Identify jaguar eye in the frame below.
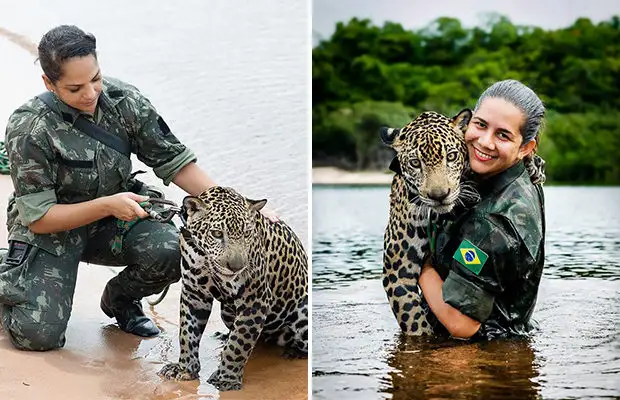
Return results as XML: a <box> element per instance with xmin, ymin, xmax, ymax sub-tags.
<box><xmin>211</xmin><ymin>229</ymin><xmax>224</xmax><ymax>239</ymax></box>
<box><xmin>244</xmin><ymin>225</ymin><xmax>253</xmax><ymax>236</ymax></box>
<box><xmin>411</xmin><ymin>159</ymin><xmax>421</xmax><ymax>168</ymax></box>
<box><xmin>446</xmin><ymin>151</ymin><xmax>458</xmax><ymax>162</ymax></box>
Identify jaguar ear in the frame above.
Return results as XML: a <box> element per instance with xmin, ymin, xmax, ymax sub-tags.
<box><xmin>247</xmin><ymin>198</ymin><xmax>267</xmax><ymax>212</ymax></box>
<box><xmin>388</xmin><ymin>157</ymin><xmax>402</xmax><ymax>175</ymax></box>
<box><xmin>380</xmin><ymin>126</ymin><xmax>400</xmax><ymax>146</ymax></box>
<box><xmin>450</xmin><ymin>108</ymin><xmax>472</xmax><ymax>134</ymax></box>
<box><xmin>183</xmin><ymin>196</ymin><xmax>206</xmax><ymax>216</ymax></box>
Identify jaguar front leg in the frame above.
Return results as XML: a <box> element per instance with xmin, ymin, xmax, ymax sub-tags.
<box><xmin>159</xmin><ymin>285</ymin><xmax>213</xmax><ymax>380</ymax></box>
<box><xmin>207</xmin><ymin>295</ymin><xmax>271</xmax><ymax>391</ymax></box>
<box><xmin>383</xmin><ymin>229</ymin><xmax>433</xmax><ymax>336</ymax></box>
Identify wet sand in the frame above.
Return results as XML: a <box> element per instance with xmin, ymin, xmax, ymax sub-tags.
<box><xmin>0</xmin><ymin>175</ymin><xmax>308</xmax><ymax>399</ymax></box>
<box><xmin>312</xmin><ymin>167</ymin><xmax>391</xmax><ymax>186</ymax></box>
<box><xmin>0</xmin><ymin>27</ymin><xmax>38</xmax><ymax>55</ymax></box>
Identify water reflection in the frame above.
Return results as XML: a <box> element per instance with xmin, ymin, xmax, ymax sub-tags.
<box><xmin>384</xmin><ymin>335</ymin><xmax>540</xmax><ymax>400</ymax></box>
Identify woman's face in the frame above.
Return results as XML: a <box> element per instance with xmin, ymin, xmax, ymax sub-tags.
<box><xmin>464</xmin><ymin>97</ymin><xmax>535</xmax><ymax>179</ymax></box>
<box><xmin>42</xmin><ymin>54</ymin><xmax>102</xmax><ymax>115</ymax></box>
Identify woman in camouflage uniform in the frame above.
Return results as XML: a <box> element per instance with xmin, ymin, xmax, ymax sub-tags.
<box><xmin>0</xmin><ymin>25</ymin><xmax>276</xmax><ymax>350</ymax></box>
<box><xmin>419</xmin><ymin>80</ymin><xmax>546</xmax><ymax>340</ymax></box>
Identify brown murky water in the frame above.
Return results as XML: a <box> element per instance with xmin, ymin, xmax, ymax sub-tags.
<box><xmin>312</xmin><ymin>186</ymin><xmax>620</xmax><ymax>399</ymax></box>
<box><xmin>0</xmin><ymin>1</ymin><xmax>308</xmax><ymax>398</ymax></box>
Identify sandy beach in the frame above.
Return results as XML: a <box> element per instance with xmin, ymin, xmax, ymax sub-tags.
<box><xmin>312</xmin><ymin>167</ymin><xmax>392</xmax><ymax>186</ymax></box>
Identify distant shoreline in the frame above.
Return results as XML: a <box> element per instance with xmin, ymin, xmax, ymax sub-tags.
<box><xmin>312</xmin><ymin>167</ymin><xmax>392</xmax><ymax>186</ymax></box>
<box><xmin>311</xmin><ymin>167</ymin><xmax>620</xmax><ymax>187</ymax></box>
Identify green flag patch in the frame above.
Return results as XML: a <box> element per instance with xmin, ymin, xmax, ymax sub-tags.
<box><xmin>453</xmin><ymin>239</ymin><xmax>488</xmax><ymax>275</ymax></box>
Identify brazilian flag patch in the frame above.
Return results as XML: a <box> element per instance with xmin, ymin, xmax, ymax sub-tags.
<box><xmin>453</xmin><ymin>239</ymin><xmax>488</xmax><ymax>275</ymax></box>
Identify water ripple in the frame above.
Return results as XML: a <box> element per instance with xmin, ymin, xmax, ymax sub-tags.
<box><xmin>313</xmin><ymin>187</ymin><xmax>620</xmax><ymax>288</ymax></box>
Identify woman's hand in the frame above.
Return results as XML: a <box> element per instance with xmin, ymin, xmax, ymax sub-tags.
<box><xmin>260</xmin><ymin>206</ymin><xmax>280</xmax><ymax>223</ymax></box>
<box><xmin>27</xmin><ymin>193</ymin><xmax>150</xmax><ymax>234</ymax></box>
<box><xmin>105</xmin><ymin>192</ymin><xmax>150</xmax><ymax>221</ymax></box>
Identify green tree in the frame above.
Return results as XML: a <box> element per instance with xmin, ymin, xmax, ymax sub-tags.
<box><xmin>312</xmin><ymin>15</ymin><xmax>620</xmax><ymax>184</ymax></box>
<box><xmin>316</xmin><ymin>101</ymin><xmax>414</xmax><ymax>169</ymax></box>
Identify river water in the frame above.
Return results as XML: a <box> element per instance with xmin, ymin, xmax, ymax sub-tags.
<box><xmin>312</xmin><ymin>185</ymin><xmax>620</xmax><ymax>399</ymax></box>
<box><xmin>0</xmin><ymin>0</ymin><xmax>308</xmax><ymax>242</ymax></box>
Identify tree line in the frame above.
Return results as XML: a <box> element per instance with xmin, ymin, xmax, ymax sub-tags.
<box><xmin>313</xmin><ymin>15</ymin><xmax>620</xmax><ymax>184</ymax></box>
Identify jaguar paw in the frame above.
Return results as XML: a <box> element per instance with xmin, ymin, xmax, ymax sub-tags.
<box><xmin>207</xmin><ymin>369</ymin><xmax>242</xmax><ymax>391</ymax></box>
<box><xmin>158</xmin><ymin>363</ymin><xmax>199</xmax><ymax>381</ymax></box>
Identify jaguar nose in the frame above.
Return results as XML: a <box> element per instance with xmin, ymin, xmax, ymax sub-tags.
<box><xmin>428</xmin><ymin>188</ymin><xmax>450</xmax><ymax>203</ymax></box>
<box><xmin>226</xmin><ymin>253</ymin><xmax>246</xmax><ymax>272</ymax></box>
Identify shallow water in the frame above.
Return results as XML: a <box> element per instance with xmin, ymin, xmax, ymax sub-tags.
<box><xmin>312</xmin><ymin>186</ymin><xmax>620</xmax><ymax>399</ymax></box>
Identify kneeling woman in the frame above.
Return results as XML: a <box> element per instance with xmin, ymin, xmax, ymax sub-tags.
<box><xmin>0</xmin><ymin>25</ymin><xmax>277</xmax><ymax>350</ymax></box>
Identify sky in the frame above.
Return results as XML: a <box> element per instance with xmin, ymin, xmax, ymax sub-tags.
<box><xmin>313</xmin><ymin>0</ymin><xmax>620</xmax><ymax>42</ymax></box>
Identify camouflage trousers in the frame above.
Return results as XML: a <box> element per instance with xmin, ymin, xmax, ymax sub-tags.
<box><xmin>0</xmin><ymin>216</ymin><xmax>180</xmax><ymax>351</ymax></box>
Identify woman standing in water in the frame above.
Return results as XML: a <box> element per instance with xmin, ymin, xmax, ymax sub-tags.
<box><xmin>419</xmin><ymin>79</ymin><xmax>546</xmax><ymax>340</ymax></box>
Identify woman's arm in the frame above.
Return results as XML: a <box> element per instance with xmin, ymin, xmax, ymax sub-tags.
<box><xmin>171</xmin><ymin>162</ymin><xmax>280</xmax><ymax>222</ymax></box>
<box><xmin>171</xmin><ymin>162</ymin><xmax>217</xmax><ymax>196</ymax></box>
<box><xmin>124</xmin><ymin>90</ymin><xmax>279</xmax><ymax>222</ymax></box>
<box><xmin>29</xmin><ymin>192</ymin><xmax>149</xmax><ymax>234</ymax></box>
<box><xmin>419</xmin><ymin>261</ymin><xmax>481</xmax><ymax>339</ymax></box>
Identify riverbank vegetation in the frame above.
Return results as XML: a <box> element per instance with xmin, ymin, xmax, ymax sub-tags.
<box><xmin>313</xmin><ymin>15</ymin><xmax>620</xmax><ymax>184</ymax></box>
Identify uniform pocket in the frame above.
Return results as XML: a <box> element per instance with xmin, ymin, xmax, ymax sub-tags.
<box><xmin>0</xmin><ymin>241</ymin><xmax>38</xmax><ymax>306</ymax></box>
<box><xmin>55</xmin><ymin>148</ymin><xmax>98</xmax><ymax>200</ymax></box>
<box><xmin>94</xmin><ymin>148</ymin><xmax>133</xmax><ymax>196</ymax></box>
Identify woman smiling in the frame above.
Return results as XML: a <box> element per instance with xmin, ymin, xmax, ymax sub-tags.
<box><xmin>419</xmin><ymin>79</ymin><xmax>546</xmax><ymax>340</ymax></box>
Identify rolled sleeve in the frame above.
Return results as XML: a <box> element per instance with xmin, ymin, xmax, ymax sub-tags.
<box><xmin>438</xmin><ymin>215</ymin><xmax>521</xmax><ymax>323</ymax></box>
<box><xmin>15</xmin><ymin>189</ymin><xmax>57</xmax><ymax>225</ymax></box>
<box><xmin>442</xmin><ymin>270</ymin><xmax>495</xmax><ymax>322</ymax></box>
<box><xmin>153</xmin><ymin>147</ymin><xmax>197</xmax><ymax>185</ymax></box>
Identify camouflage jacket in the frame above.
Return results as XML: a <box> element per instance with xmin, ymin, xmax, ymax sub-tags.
<box><xmin>4</xmin><ymin>77</ymin><xmax>196</xmax><ymax>256</ymax></box>
<box><xmin>433</xmin><ymin>160</ymin><xmax>546</xmax><ymax>339</ymax></box>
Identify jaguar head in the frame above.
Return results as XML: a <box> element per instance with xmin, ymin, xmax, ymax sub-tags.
<box><xmin>180</xmin><ymin>186</ymin><xmax>266</xmax><ymax>278</ymax></box>
<box><xmin>381</xmin><ymin>109</ymin><xmax>472</xmax><ymax>214</ymax></box>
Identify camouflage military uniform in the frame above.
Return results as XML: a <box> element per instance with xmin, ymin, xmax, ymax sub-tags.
<box><xmin>432</xmin><ymin>160</ymin><xmax>545</xmax><ymax>339</ymax></box>
<box><xmin>0</xmin><ymin>77</ymin><xmax>196</xmax><ymax>350</ymax></box>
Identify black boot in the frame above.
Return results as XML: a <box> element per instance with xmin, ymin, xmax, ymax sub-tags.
<box><xmin>100</xmin><ymin>282</ymin><xmax>160</xmax><ymax>337</ymax></box>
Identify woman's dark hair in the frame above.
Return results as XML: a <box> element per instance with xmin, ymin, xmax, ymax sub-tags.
<box><xmin>37</xmin><ymin>25</ymin><xmax>97</xmax><ymax>83</ymax></box>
